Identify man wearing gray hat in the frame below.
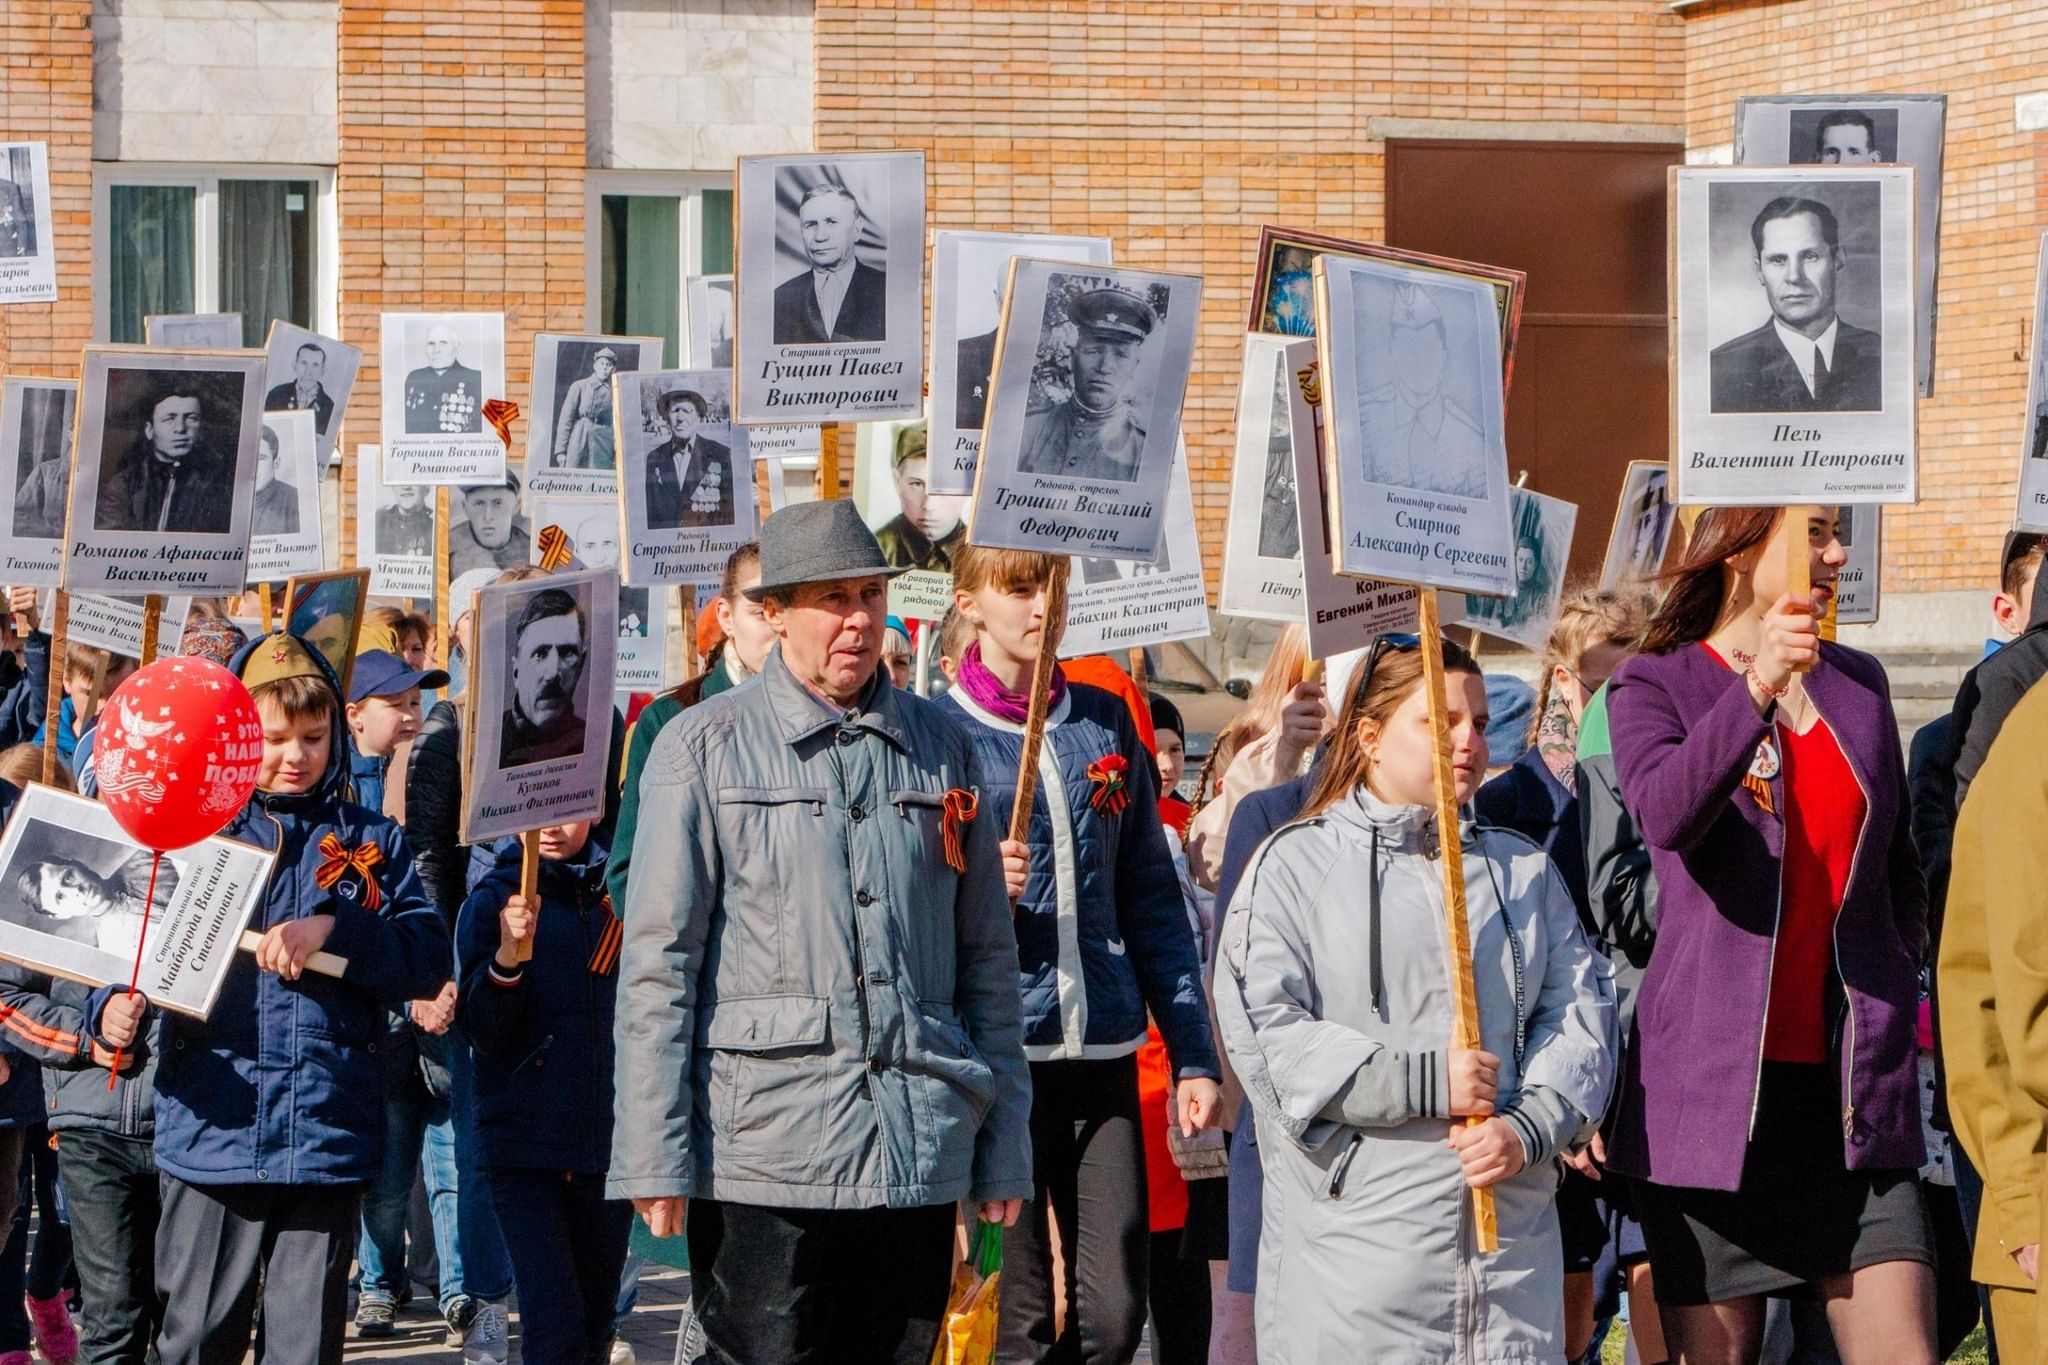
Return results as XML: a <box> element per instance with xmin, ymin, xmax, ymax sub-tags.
<box><xmin>611</xmin><ymin>498</ymin><xmax>1032</xmax><ymax>1364</ymax></box>
<box><xmin>552</xmin><ymin>344</ymin><xmax>620</xmax><ymax>469</ymax></box>
<box><xmin>1018</xmin><ymin>285</ymin><xmax>1155</xmax><ymax>483</ymax></box>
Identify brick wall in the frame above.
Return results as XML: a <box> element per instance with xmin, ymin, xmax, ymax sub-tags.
<box><xmin>0</xmin><ymin>1</ymin><xmax>95</xmax><ymax>378</ymax></box>
<box><xmin>813</xmin><ymin>1</ymin><xmax>1687</xmax><ymax>591</ymax></box>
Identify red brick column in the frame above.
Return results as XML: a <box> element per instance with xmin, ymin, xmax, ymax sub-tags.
<box><xmin>0</xmin><ymin>0</ymin><xmax>95</xmax><ymax>377</ymax></box>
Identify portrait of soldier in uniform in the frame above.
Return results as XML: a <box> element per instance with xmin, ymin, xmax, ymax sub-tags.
<box><xmin>1257</xmin><ymin>361</ymin><xmax>1300</xmax><ymax>560</ymax></box>
<box><xmin>551</xmin><ymin>346</ymin><xmax>618</xmax><ymax>470</ymax></box>
<box><xmin>449</xmin><ymin>472</ymin><xmax>531</xmax><ymax>580</ymax></box>
<box><xmin>11</xmin><ymin>384</ymin><xmax>71</xmax><ymax>541</ymax></box>
<box><xmin>249</xmin><ymin>424</ymin><xmax>301</xmax><ymax>536</ymax></box>
<box><xmin>643</xmin><ymin>390</ymin><xmax>734</xmax><ymax>532</ymax></box>
<box><xmin>402</xmin><ymin>324</ymin><xmax>484</xmax><ymax>434</ymax></box>
<box><xmin>772</xmin><ymin>182</ymin><xmax>888</xmax><ymax>345</ymax></box>
<box><xmin>0</xmin><ymin>172</ymin><xmax>30</xmax><ymax>259</ymax></box>
<box><xmin>1017</xmin><ymin>285</ymin><xmax>1156</xmax><ymax>484</ymax></box>
<box><xmin>1356</xmin><ymin>282</ymin><xmax>1488</xmax><ymax>499</ymax></box>
<box><xmin>954</xmin><ymin>266</ymin><xmax>1002</xmax><ymax>430</ymax></box>
<box><xmin>872</xmin><ymin>423</ymin><xmax>966</xmax><ymax>574</ymax></box>
<box><xmin>501</xmin><ymin>586</ymin><xmax>588</xmax><ymax>769</ymax></box>
<box><xmin>1709</xmin><ymin>195</ymin><xmax>1882</xmax><ymax>414</ymax></box>
<box><xmin>374</xmin><ymin>483</ymin><xmax>434</xmax><ymax>558</ymax></box>
<box><xmin>94</xmin><ymin>376</ymin><xmax>240</xmax><ymax>535</ymax></box>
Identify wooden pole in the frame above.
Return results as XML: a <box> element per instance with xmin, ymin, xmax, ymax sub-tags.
<box><xmin>40</xmin><ymin>591</ymin><xmax>67</xmax><ymax>786</ymax></box>
<box><xmin>257</xmin><ymin>582</ymin><xmax>273</xmax><ymax>633</ymax></box>
<box><xmin>819</xmin><ymin>424</ymin><xmax>841</xmax><ymax>498</ymax></box>
<box><xmin>138</xmin><ymin>594</ymin><xmax>164</xmax><ymax>663</ymax></box>
<box><xmin>1127</xmin><ymin>647</ymin><xmax>1149</xmax><ymax>703</ymax></box>
<box><xmin>237</xmin><ymin>929</ymin><xmax>347</xmax><ymax>978</ymax></box>
<box><xmin>1006</xmin><ymin>558</ymin><xmax>1072</xmax><ymax>844</ymax></box>
<box><xmin>680</xmin><ymin>585</ymin><xmax>700</xmax><ymax>681</ymax></box>
<box><xmin>1416</xmin><ymin>591</ymin><xmax>1499</xmax><ymax>1253</ymax></box>
<box><xmin>80</xmin><ymin>651</ymin><xmax>109</xmax><ymax>727</ymax></box>
<box><xmin>516</xmin><ymin>831</ymin><xmax>540</xmax><ymax>964</ymax></box>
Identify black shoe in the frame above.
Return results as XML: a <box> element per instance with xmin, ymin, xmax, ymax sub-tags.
<box><xmin>444</xmin><ymin>1294</ymin><xmax>480</xmax><ymax>1348</ymax></box>
<box><xmin>355</xmin><ymin>1300</ymin><xmax>397</xmax><ymax>1339</ymax></box>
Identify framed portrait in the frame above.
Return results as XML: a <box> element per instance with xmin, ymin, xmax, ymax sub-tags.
<box><xmin>1219</xmin><ymin>335</ymin><xmax>1309</xmax><ymax>622</ymax></box>
<box><xmin>1313</xmin><ymin>256</ymin><xmax>1515</xmax><ymax>596</ymax></box>
<box><xmin>530</xmin><ymin>495</ymin><xmax>668</xmax><ymax>699</ymax></box>
<box><xmin>1670</xmin><ymin>165</ymin><xmax>1917</xmax><ymax>506</ymax></box>
<box><xmin>969</xmin><ymin>260</ymin><xmax>1201</xmax><ymax>560</ymax></box>
<box><xmin>734</xmin><ymin>151</ymin><xmax>924</xmax><ymax>425</ymax></box>
<box><xmin>1736</xmin><ymin>94</ymin><xmax>1945</xmax><ymax>397</ymax></box>
<box><xmin>1832</xmin><ymin>503</ymin><xmax>1880</xmax><ymax>626</ymax></box>
<box><xmin>524</xmin><ymin>332</ymin><xmax>662</xmax><ymax>498</ymax></box>
<box><xmin>853</xmin><ymin>418</ymin><xmax>962</xmax><ymax>620</ymax></box>
<box><xmin>0</xmin><ymin>377</ymin><xmax>77</xmax><ymax>586</ymax></box>
<box><xmin>461</xmin><ymin>567</ymin><xmax>618</xmax><ymax>845</ymax></box>
<box><xmin>1058</xmin><ymin>443</ymin><xmax>1212</xmax><ymax>656</ymax></box>
<box><xmin>1598</xmin><ymin>460</ymin><xmax>1677</xmax><ymax>590</ymax></box>
<box><xmin>0</xmin><ymin>784</ymin><xmax>275</xmax><ymax>1016</ymax></box>
<box><xmin>928</xmin><ymin>230</ymin><xmax>1114</xmax><ymax>495</ymax></box>
<box><xmin>63</xmin><ymin>347</ymin><xmax>263</xmax><ymax>597</ymax></box>
<box><xmin>262</xmin><ymin>323</ymin><xmax>361</xmax><ymax>467</ymax></box>
<box><xmin>0</xmin><ymin>142</ymin><xmax>57</xmax><ymax>304</ymax></box>
<box><xmin>685</xmin><ymin>274</ymin><xmax>735</xmax><ymax>369</ymax></box>
<box><xmin>443</xmin><ymin>465</ymin><xmax>530</xmax><ymax>600</ymax></box>
<box><xmin>247</xmin><ymin>411</ymin><xmax>324</xmax><ymax>585</ymax></box>
<box><xmin>378</xmin><ymin>312</ymin><xmax>507</xmax><ymax>485</ymax></box>
<box><xmin>354</xmin><ymin>443</ymin><xmax>435</xmax><ymax>602</ymax></box>
<box><xmin>1446</xmin><ymin>487</ymin><xmax>1578</xmax><ymax>651</ymax></box>
<box><xmin>146</xmin><ymin>313</ymin><xmax>245</xmax><ymax>350</ymax></box>
<box><xmin>2017</xmin><ymin>236</ymin><xmax>2048</xmax><ymax>531</ymax></box>
<box><xmin>284</xmin><ymin>568</ymin><xmax>371</xmax><ymax>698</ymax></box>
<box><xmin>56</xmin><ymin>593</ymin><xmax>193</xmax><ymax>663</ymax></box>
<box><xmin>1248</xmin><ymin>226</ymin><xmax>1526</xmax><ymax>394</ymax></box>
<box><xmin>614</xmin><ymin>369</ymin><xmax>757</xmax><ymax>585</ymax></box>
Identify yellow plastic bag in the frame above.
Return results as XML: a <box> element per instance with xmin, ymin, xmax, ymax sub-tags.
<box><xmin>930</xmin><ymin>1218</ymin><xmax>1003</xmax><ymax>1365</ymax></box>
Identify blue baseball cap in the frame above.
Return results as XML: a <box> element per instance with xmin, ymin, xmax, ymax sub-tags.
<box><xmin>348</xmin><ymin>649</ymin><xmax>450</xmax><ymax>704</ymax></box>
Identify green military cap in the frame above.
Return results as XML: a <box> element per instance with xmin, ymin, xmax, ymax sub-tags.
<box><xmin>893</xmin><ymin>421</ymin><xmax>928</xmax><ymax>467</ymax></box>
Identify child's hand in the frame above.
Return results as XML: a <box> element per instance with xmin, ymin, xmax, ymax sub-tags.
<box><xmin>998</xmin><ymin>840</ymin><xmax>1029</xmax><ymax>901</ymax></box>
<box><xmin>410</xmin><ymin>981</ymin><xmax>456</xmax><ymax>1035</ymax></box>
<box><xmin>99</xmin><ymin>990</ymin><xmax>148</xmax><ymax>1050</ymax></box>
<box><xmin>496</xmin><ymin>894</ymin><xmax>536</xmax><ymax>968</ymax></box>
<box><xmin>1447</xmin><ymin>1117</ymin><xmax>1526</xmax><ymax>1190</ymax></box>
<box><xmin>255</xmin><ymin>915</ymin><xmax>337</xmax><ymax>981</ymax></box>
<box><xmin>6</xmin><ymin>588</ymin><xmax>39</xmax><ymax>632</ymax></box>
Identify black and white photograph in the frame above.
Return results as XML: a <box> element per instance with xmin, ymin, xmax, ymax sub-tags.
<box><xmin>1448</xmin><ymin>487</ymin><xmax>1578</xmax><ymax>651</ymax></box>
<box><xmin>927</xmin><ymin>230</ymin><xmax>1113</xmax><ymax>495</ymax></box>
<box><xmin>378</xmin><ymin>312</ymin><xmax>507</xmax><ymax>484</ymax></box>
<box><xmin>530</xmin><ymin>495</ymin><xmax>665</xmax><ymax>698</ymax></box>
<box><xmin>0</xmin><ymin>377</ymin><xmax>76</xmax><ymax>585</ymax></box>
<box><xmin>354</xmin><ymin>443</ymin><xmax>435</xmax><ymax>601</ymax></box>
<box><xmin>1671</xmin><ymin>166</ymin><xmax>1917</xmax><ymax>506</ymax></box>
<box><xmin>0</xmin><ymin>785</ymin><xmax>273</xmax><ymax>1017</ymax></box>
<box><xmin>57</xmin><ymin>593</ymin><xmax>192</xmax><ymax>663</ymax></box>
<box><xmin>262</xmin><ymin>322</ymin><xmax>361</xmax><ymax>466</ymax></box>
<box><xmin>0</xmin><ymin>143</ymin><xmax>58</xmax><ymax>304</ymax></box>
<box><xmin>853</xmin><ymin>419</ymin><xmax>966</xmax><ymax>620</ymax></box>
<box><xmin>970</xmin><ymin>260</ymin><xmax>1201</xmax><ymax>560</ymax></box>
<box><xmin>285</xmin><ymin>568</ymin><xmax>370</xmax><ymax>698</ymax></box>
<box><xmin>524</xmin><ymin>332</ymin><xmax>661</xmax><ymax>498</ymax></box>
<box><xmin>2016</xmin><ymin>236</ymin><xmax>2048</xmax><ymax>530</ymax></box>
<box><xmin>145</xmin><ymin>313</ymin><xmax>245</xmax><ymax>350</ymax></box>
<box><xmin>734</xmin><ymin>151</ymin><xmax>924</xmax><ymax>425</ymax></box>
<box><xmin>247</xmin><ymin>410</ymin><xmax>323</xmax><ymax>584</ymax></box>
<box><xmin>1833</xmin><ymin>503</ymin><xmax>1881</xmax><ymax>626</ymax></box>
<box><xmin>461</xmin><ymin>567</ymin><xmax>617</xmax><ymax>845</ymax></box>
<box><xmin>445</xmin><ymin>467</ymin><xmax>531</xmax><ymax>588</ymax></box>
<box><xmin>615</xmin><ymin>369</ymin><xmax>756</xmax><ymax>585</ymax></box>
<box><xmin>64</xmin><ymin>347</ymin><xmax>262</xmax><ymax>597</ymax></box>
<box><xmin>1599</xmin><ymin>460</ymin><xmax>1676</xmax><ymax>589</ymax></box>
<box><xmin>1220</xmin><ymin>335</ymin><xmax>1309</xmax><ymax>623</ymax></box>
<box><xmin>1057</xmin><ymin>443</ymin><xmax>1212</xmax><ymax>657</ymax></box>
<box><xmin>1314</xmin><ymin>254</ymin><xmax>1515</xmax><ymax>596</ymax></box>
<box><xmin>686</xmin><ymin>274</ymin><xmax>736</xmax><ymax>369</ymax></box>
<box><xmin>1737</xmin><ymin>94</ymin><xmax>1946</xmax><ymax>396</ymax></box>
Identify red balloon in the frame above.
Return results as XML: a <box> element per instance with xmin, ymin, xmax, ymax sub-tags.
<box><xmin>95</xmin><ymin>657</ymin><xmax>264</xmax><ymax>852</ymax></box>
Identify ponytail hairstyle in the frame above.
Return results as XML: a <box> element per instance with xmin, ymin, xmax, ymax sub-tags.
<box><xmin>1529</xmin><ymin>585</ymin><xmax>1655</xmax><ymax>744</ymax></box>
<box><xmin>1639</xmin><ymin>506</ymin><xmax>1783</xmax><ymax>655</ymax></box>
<box><xmin>1297</xmin><ymin>634</ymin><xmax>1482</xmax><ymax>821</ymax></box>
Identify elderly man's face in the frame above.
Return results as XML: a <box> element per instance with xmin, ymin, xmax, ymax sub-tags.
<box><xmin>513</xmin><ymin>611</ymin><xmax>585</xmax><ymax>727</ymax></box>
<box><xmin>765</xmin><ymin>575</ymin><xmax>887</xmax><ymax>705</ymax></box>
<box><xmin>1756</xmin><ymin>212</ymin><xmax>1840</xmax><ymax>333</ymax></box>
<box><xmin>1819</xmin><ymin>125</ymin><xmax>1878</xmax><ymax>164</ymax></box>
<box><xmin>572</xmin><ymin>515</ymin><xmax>620</xmax><ymax>569</ymax></box>
<box><xmin>425</xmin><ymin>326</ymin><xmax>457</xmax><ymax>368</ymax></box>
<box><xmin>798</xmin><ymin>192</ymin><xmax>858</xmax><ymax>272</ymax></box>
<box><xmin>463</xmin><ymin>489</ymin><xmax>517</xmax><ymax>549</ymax></box>
<box><xmin>664</xmin><ymin>401</ymin><xmax>701</xmax><ymax>444</ymax></box>
<box><xmin>294</xmin><ymin>347</ymin><xmax>325</xmax><ymax>385</ymax></box>
<box><xmin>1393</xmin><ymin>323</ymin><xmax>1447</xmax><ymax>396</ymax></box>
<box><xmin>393</xmin><ymin>484</ymin><xmax>424</xmax><ymax>512</ymax></box>
<box><xmin>146</xmin><ymin>396</ymin><xmax>202</xmax><ymax>462</ymax></box>
<box><xmin>1071</xmin><ymin>330</ymin><xmax>1142</xmax><ymax>411</ymax></box>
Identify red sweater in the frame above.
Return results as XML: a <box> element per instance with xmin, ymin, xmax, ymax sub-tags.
<box><xmin>1765</xmin><ymin>717</ymin><xmax>1864</xmax><ymax>1064</ymax></box>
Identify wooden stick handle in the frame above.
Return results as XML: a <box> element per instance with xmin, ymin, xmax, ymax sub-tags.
<box><xmin>258</xmin><ymin>582</ymin><xmax>274</xmax><ymax>633</ymax></box>
<box><xmin>139</xmin><ymin>594</ymin><xmax>164</xmax><ymax>663</ymax></box>
<box><xmin>516</xmin><ymin>831</ymin><xmax>540</xmax><ymax>963</ymax></box>
<box><xmin>237</xmin><ymin>929</ymin><xmax>349</xmax><ymax>978</ymax></box>
<box><xmin>680</xmin><ymin>585</ymin><xmax>700</xmax><ymax>681</ymax></box>
<box><xmin>1417</xmin><ymin>592</ymin><xmax>1499</xmax><ymax>1253</ymax></box>
<box><xmin>1006</xmin><ymin>558</ymin><xmax>1072</xmax><ymax>845</ymax></box>
<box><xmin>41</xmin><ymin>592</ymin><xmax>67</xmax><ymax>786</ymax></box>
<box><xmin>1127</xmin><ymin>646</ymin><xmax>1149</xmax><ymax>703</ymax></box>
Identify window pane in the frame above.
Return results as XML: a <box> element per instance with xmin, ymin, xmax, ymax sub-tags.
<box><xmin>107</xmin><ymin>185</ymin><xmax>195</xmax><ymax>344</ymax></box>
<box><xmin>700</xmin><ymin>189</ymin><xmax>734</xmax><ymax>275</ymax></box>
<box><xmin>601</xmin><ymin>194</ymin><xmax>681</xmax><ymax>367</ymax></box>
<box><xmin>220</xmin><ymin>179</ymin><xmax>316</xmax><ymax>346</ymax></box>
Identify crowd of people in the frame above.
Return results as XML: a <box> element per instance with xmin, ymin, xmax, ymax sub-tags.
<box><xmin>0</xmin><ymin>496</ymin><xmax>2026</xmax><ymax>1365</ymax></box>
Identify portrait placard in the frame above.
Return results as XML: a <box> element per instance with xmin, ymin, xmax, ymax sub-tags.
<box><xmin>1599</xmin><ymin>460</ymin><xmax>1677</xmax><ymax>590</ymax></box>
<box><xmin>1670</xmin><ymin>165</ymin><xmax>1917</xmax><ymax>506</ymax></box>
<box><xmin>970</xmin><ymin>260</ymin><xmax>1200</xmax><ymax>560</ymax></box>
<box><xmin>1736</xmin><ymin>95</ymin><xmax>1945</xmax><ymax>397</ymax></box>
<box><xmin>1219</xmin><ymin>335</ymin><xmax>1310</xmax><ymax>623</ymax></box>
<box><xmin>0</xmin><ymin>143</ymin><xmax>56</xmax><ymax>305</ymax></box>
<box><xmin>284</xmin><ymin>568</ymin><xmax>371</xmax><ymax>698</ymax></box>
<box><xmin>688</xmin><ymin>273</ymin><xmax>820</xmax><ymax>465</ymax></box>
<box><xmin>247</xmin><ymin>411</ymin><xmax>324</xmax><ymax>584</ymax></box>
<box><xmin>64</xmin><ymin>347</ymin><xmax>262</xmax><ymax>597</ymax></box>
<box><xmin>614</xmin><ymin>369</ymin><xmax>757</xmax><ymax>585</ymax></box>
<box><xmin>461</xmin><ymin>567</ymin><xmax>618</xmax><ymax>845</ymax></box>
<box><xmin>854</xmin><ymin>419</ymin><xmax>963</xmax><ymax>621</ymax></box>
<box><xmin>354</xmin><ymin>444</ymin><xmax>435</xmax><ymax>601</ymax></box>
<box><xmin>929</xmin><ymin>230</ymin><xmax>1114</xmax><ymax>495</ymax></box>
<box><xmin>55</xmin><ymin>594</ymin><xmax>193</xmax><ymax>663</ymax></box>
<box><xmin>734</xmin><ymin>151</ymin><xmax>925</xmax><ymax>425</ymax></box>
<box><xmin>0</xmin><ymin>785</ymin><xmax>274</xmax><ymax>1017</ymax></box>
<box><xmin>262</xmin><ymin>323</ymin><xmax>361</xmax><ymax>467</ymax></box>
<box><xmin>1059</xmin><ymin>444</ymin><xmax>1212</xmax><ymax>657</ymax></box>
<box><xmin>0</xmin><ymin>377</ymin><xmax>76</xmax><ymax>586</ymax></box>
<box><xmin>1313</xmin><ymin>256</ymin><xmax>1515</xmax><ymax>596</ymax></box>
<box><xmin>378</xmin><ymin>313</ymin><xmax>507</xmax><ymax>485</ymax></box>
<box><xmin>1833</xmin><ymin>503</ymin><xmax>1881</xmax><ymax>626</ymax></box>
<box><xmin>525</xmin><ymin>332</ymin><xmax>662</xmax><ymax>498</ymax></box>
<box><xmin>530</xmin><ymin>495</ymin><xmax>668</xmax><ymax>699</ymax></box>
<box><xmin>445</xmin><ymin>465</ymin><xmax>531</xmax><ymax>599</ymax></box>
<box><xmin>2017</xmin><ymin>235</ymin><xmax>2048</xmax><ymax>531</ymax></box>
<box><xmin>1444</xmin><ymin>487</ymin><xmax>1579</xmax><ymax>652</ymax></box>
<box><xmin>146</xmin><ymin>314</ymin><xmax>244</xmax><ymax>350</ymax></box>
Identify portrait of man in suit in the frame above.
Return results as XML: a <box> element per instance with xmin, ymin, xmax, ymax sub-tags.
<box><xmin>771</xmin><ymin>183</ymin><xmax>887</xmax><ymax>346</ymax></box>
<box><xmin>643</xmin><ymin>389</ymin><xmax>734</xmax><ymax>532</ymax></box>
<box><xmin>1813</xmin><ymin>110</ymin><xmax>1884</xmax><ymax>165</ymax></box>
<box><xmin>264</xmin><ymin>342</ymin><xmax>335</xmax><ymax>436</ymax></box>
<box><xmin>403</xmin><ymin>324</ymin><xmax>484</xmax><ymax>434</ymax></box>
<box><xmin>954</xmin><ymin>265</ymin><xmax>1003</xmax><ymax>430</ymax></box>
<box><xmin>1710</xmin><ymin>195</ymin><xmax>1882</xmax><ymax>414</ymax></box>
<box><xmin>94</xmin><ymin>381</ymin><xmax>238</xmax><ymax>535</ymax></box>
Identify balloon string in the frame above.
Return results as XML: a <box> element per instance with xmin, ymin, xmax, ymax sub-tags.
<box><xmin>106</xmin><ymin>851</ymin><xmax>160</xmax><ymax>1091</ymax></box>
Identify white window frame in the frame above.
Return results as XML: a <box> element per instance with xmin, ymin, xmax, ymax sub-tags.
<box><xmin>583</xmin><ymin>171</ymin><xmax>731</xmax><ymax>339</ymax></box>
<box><xmin>90</xmin><ymin>162</ymin><xmax>339</xmax><ymax>343</ymax></box>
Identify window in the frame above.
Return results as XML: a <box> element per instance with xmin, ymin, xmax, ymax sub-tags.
<box><xmin>93</xmin><ymin>165</ymin><xmax>334</xmax><ymax>346</ymax></box>
<box><xmin>587</xmin><ymin>175</ymin><xmax>733</xmax><ymax>368</ymax></box>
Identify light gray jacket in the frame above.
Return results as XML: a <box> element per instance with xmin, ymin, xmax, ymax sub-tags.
<box><xmin>1217</xmin><ymin>788</ymin><xmax>1616</xmax><ymax>1364</ymax></box>
<box><xmin>608</xmin><ymin>651</ymin><xmax>1034</xmax><ymax>1210</ymax></box>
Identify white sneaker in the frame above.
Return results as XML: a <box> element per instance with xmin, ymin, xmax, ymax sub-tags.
<box><xmin>609</xmin><ymin>1341</ymin><xmax>636</xmax><ymax>1365</ymax></box>
<box><xmin>461</xmin><ymin>1300</ymin><xmax>509</xmax><ymax>1365</ymax></box>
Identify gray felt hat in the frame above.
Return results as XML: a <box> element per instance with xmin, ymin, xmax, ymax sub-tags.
<box><xmin>744</xmin><ymin>499</ymin><xmax>910</xmax><ymax>602</ymax></box>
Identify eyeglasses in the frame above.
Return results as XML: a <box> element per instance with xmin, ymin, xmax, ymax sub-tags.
<box><xmin>1351</xmin><ymin>632</ymin><xmax>1421</xmax><ymax>705</ymax></box>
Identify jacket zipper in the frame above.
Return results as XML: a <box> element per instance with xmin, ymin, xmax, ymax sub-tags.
<box><xmin>1801</xmin><ymin>691</ymin><xmax>1871</xmax><ymax>1143</ymax></box>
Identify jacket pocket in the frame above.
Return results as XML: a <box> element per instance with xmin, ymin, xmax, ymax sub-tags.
<box><xmin>698</xmin><ymin>993</ymin><xmax>831</xmax><ymax>1179</ymax></box>
<box><xmin>717</xmin><ymin>786</ymin><xmax>828</xmax><ymax>813</ymax></box>
<box><xmin>700</xmin><ymin>993</ymin><xmax>829</xmax><ymax>1054</ymax></box>
<box><xmin>906</xmin><ymin>1000</ymin><xmax>998</xmax><ymax>1186</ymax></box>
<box><xmin>889</xmin><ymin>787</ymin><xmax>950</xmax><ymax>871</ymax></box>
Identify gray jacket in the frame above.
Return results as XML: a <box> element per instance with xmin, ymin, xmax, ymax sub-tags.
<box><xmin>609</xmin><ymin>650</ymin><xmax>1034</xmax><ymax>1210</ymax></box>
<box><xmin>0</xmin><ymin>963</ymin><xmax>157</xmax><ymax>1138</ymax></box>
<box><xmin>1217</xmin><ymin>789</ymin><xmax>1615</xmax><ymax>1362</ymax></box>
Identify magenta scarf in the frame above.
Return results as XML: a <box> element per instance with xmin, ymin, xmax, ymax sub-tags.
<box><xmin>957</xmin><ymin>641</ymin><xmax>1066</xmax><ymax>725</ymax></box>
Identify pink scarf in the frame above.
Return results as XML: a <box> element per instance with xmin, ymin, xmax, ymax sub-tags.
<box><xmin>956</xmin><ymin>641</ymin><xmax>1066</xmax><ymax>725</ymax></box>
